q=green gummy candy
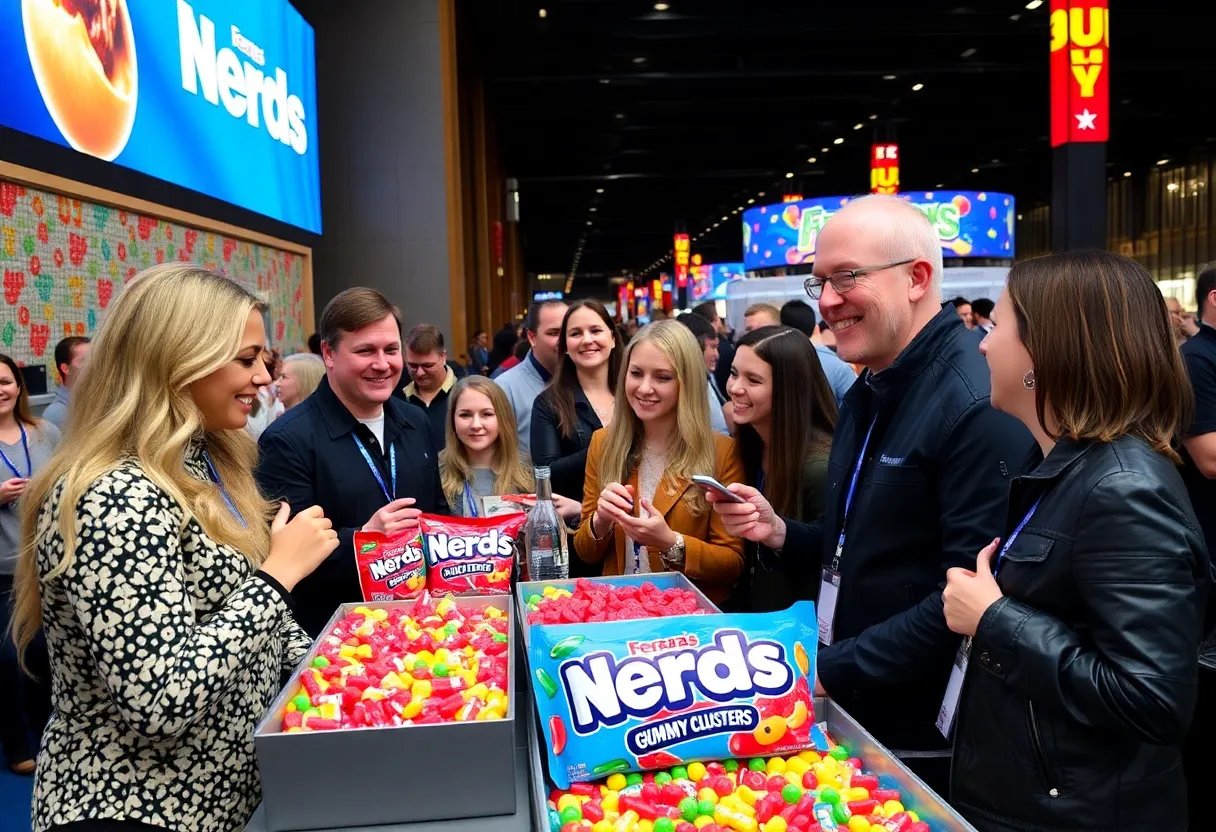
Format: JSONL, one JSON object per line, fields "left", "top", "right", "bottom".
{"left": 829, "top": 746, "right": 850, "bottom": 761}
{"left": 723, "top": 759, "right": 739, "bottom": 773}
{"left": 432, "top": 663, "right": 449, "bottom": 678}
{"left": 311, "top": 656, "right": 330, "bottom": 668}
{"left": 493, "top": 632, "right": 509, "bottom": 643}
{"left": 679, "top": 797, "right": 699, "bottom": 822}
{"left": 697, "top": 799, "right": 716, "bottom": 816}
{"left": 625, "top": 772, "right": 644, "bottom": 786}
{"left": 549, "top": 634, "right": 586, "bottom": 659}
{"left": 819, "top": 786, "right": 840, "bottom": 805}
{"left": 291, "top": 694, "right": 310, "bottom": 712}
{"left": 653, "top": 819, "right": 675, "bottom": 832}
{"left": 654, "top": 772, "right": 672, "bottom": 785}
{"left": 535, "top": 667, "right": 559, "bottom": 698}
{"left": 671, "top": 765, "right": 689, "bottom": 781}
{"left": 414, "top": 659, "right": 429, "bottom": 671}
{"left": 528, "top": 594, "right": 543, "bottom": 606}
{"left": 782, "top": 784, "right": 802, "bottom": 804}
{"left": 832, "top": 803, "right": 851, "bottom": 824}
{"left": 559, "top": 805, "right": 582, "bottom": 824}
{"left": 748, "top": 758, "right": 767, "bottom": 772}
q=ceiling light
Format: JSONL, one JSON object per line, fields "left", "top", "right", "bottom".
{"left": 736, "top": 206, "right": 744, "bottom": 211}
{"left": 883, "top": 74, "right": 897, "bottom": 80}
{"left": 912, "top": 83, "right": 924, "bottom": 91}
{"left": 821, "top": 147, "right": 829, "bottom": 153}
{"left": 1157, "top": 158, "right": 1170, "bottom": 165}
{"left": 589, "top": 207, "right": 597, "bottom": 212}
{"left": 785, "top": 172, "right": 794, "bottom": 179}
{"left": 1017, "top": 214, "right": 1023, "bottom": 220}
{"left": 869, "top": 114, "right": 878, "bottom": 120}
{"left": 713, "top": 222, "right": 720, "bottom": 228}
{"left": 853, "top": 124, "right": 863, "bottom": 130}
{"left": 654, "top": 2, "right": 669, "bottom": 9}
{"left": 757, "top": 192, "right": 765, "bottom": 197}
{"left": 721, "top": 215, "right": 729, "bottom": 221}
{"left": 587, "top": 220, "right": 593, "bottom": 225}
{"left": 935, "top": 183, "right": 944, "bottom": 188}
{"left": 747, "top": 198, "right": 755, "bottom": 204}
{"left": 1010, "top": 13, "right": 1021, "bottom": 20}
{"left": 961, "top": 47, "right": 976, "bottom": 57}
{"left": 615, "top": 113, "right": 625, "bottom": 119}
{"left": 833, "top": 137, "right": 844, "bottom": 145}
{"left": 632, "top": 57, "right": 646, "bottom": 64}
{"left": 599, "top": 79, "right": 610, "bottom": 85}
{"left": 807, "top": 157, "right": 817, "bottom": 163}
{"left": 971, "top": 168, "right": 979, "bottom": 173}
{"left": 1025, "top": 0, "right": 1043, "bottom": 8}
{"left": 538, "top": 8, "right": 548, "bottom": 18}
{"left": 596, "top": 188, "right": 604, "bottom": 193}
{"left": 1123, "top": 171, "right": 1132, "bottom": 177}
{"left": 1167, "top": 182, "right": 1179, "bottom": 191}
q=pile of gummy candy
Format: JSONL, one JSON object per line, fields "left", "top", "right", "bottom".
{"left": 546, "top": 748, "right": 933, "bottom": 832}
{"left": 279, "top": 595, "right": 510, "bottom": 731}
{"left": 525, "top": 579, "right": 708, "bottom": 625}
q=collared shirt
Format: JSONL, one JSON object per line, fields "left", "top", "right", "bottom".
{"left": 814, "top": 344, "right": 859, "bottom": 408}
{"left": 401, "top": 365, "right": 457, "bottom": 447}
{"left": 42, "top": 386, "right": 71, "bottom": 430}
{"left": 496, "top": 350, "right": 552, "bottom": 455}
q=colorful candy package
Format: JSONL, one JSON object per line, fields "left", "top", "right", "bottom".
{"left": 354, "top": 530, "right": 426, "bottom": 601}
{"left": 420, "top": 512, "right": 527, "bottom": 596}
{"left": 530, "top": 601, "right": 821, "bottom": 789}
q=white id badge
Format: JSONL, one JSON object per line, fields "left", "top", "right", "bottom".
{"left": 817, "top": 568, "right": 841, "bottom": 645}
{"left": 936, "top": 638, "right": 971, "bottom": 739}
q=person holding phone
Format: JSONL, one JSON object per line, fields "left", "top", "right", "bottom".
{"left": 440, "top": 376, "right": 580, "bottom": 521}
{"left": 0, "top": 353, "right": 59, "bottom": 776}
{"left": 8, "top": 265, "right": 340, "bottom": 832}
{"left": 574, "top": 320, "right": 744, "bottom": 604}
{"left": 725, "top": 326, "right": 836, "bottom": 611}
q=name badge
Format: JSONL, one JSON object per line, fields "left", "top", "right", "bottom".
{"left": 936, "top": 638, "right": 971, "bottom": 739}
{"left": 817, "top": 568, "right": 841, "bottom": 646}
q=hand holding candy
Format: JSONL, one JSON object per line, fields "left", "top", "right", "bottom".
{"left": 594, "top": 482, "right": 634, "bottom": 536}
{"left": 943, "top": 538, "right": 1004, "bottom": 637}
{"left": 363, "top": 497, "right": 421, "bottom": 536}
{"left": 262, "top": 503, "right": 340, "bottom": 591}
{"left": 707, "top": 483, "right": 787, "bottom": 551}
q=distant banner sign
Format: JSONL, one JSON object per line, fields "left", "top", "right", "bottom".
{"left": 742, "top": 191, "right": 1015, "bottom": 269}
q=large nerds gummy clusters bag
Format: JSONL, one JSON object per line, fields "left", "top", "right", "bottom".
{"left": 530, "top": 600, "right": 820, "bottom": 789}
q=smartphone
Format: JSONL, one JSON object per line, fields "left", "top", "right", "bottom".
{"left": 691, "top": 475, "right": 746, "bottom": 503}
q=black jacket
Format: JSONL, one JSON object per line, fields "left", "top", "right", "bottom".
{"left": 531, "top": 386, "right": 602, "bottom": 579}
{"left": 952, "top": 436, "right": 1210, "bottom": 831}
{"left": 772, "top": 305, "right": 1032, "bottom": 750}
{"left": 257, "top": 377, "right": 447, "bottom": 636}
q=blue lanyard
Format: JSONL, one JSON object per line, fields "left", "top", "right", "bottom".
{"left": 0, "top": 424, "right": 31, "bottom": 480}
{"left": 993, "top": 498, "right": 1043, "bottom": 578}
{"left": 831, "top": 416, "right": 878, "bottom": 571}
{"left": 757, "top": 468, "right": 766, "bottom": 494}
{"left": 464, "top": 480, "right": 480, "bottom": 518}
{"left": 203, "top": 450, "right": 246, "bottom": 528}
{"left": 352, "top": 434, "right": 397, "bottom": 503}
{"left": 633, "top": 541, "right": 644, "bottom": 574}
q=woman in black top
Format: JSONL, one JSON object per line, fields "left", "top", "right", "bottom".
{"left": 942, "top": 250, "right": 1209, "bottom": 831}
{"left": 725, "top": 326, "right": 835, "bottom": 611}
{"left": 531, "top": 300, "right": 623, "bottom": 576}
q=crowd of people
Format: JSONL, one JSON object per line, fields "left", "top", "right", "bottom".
{"left": 0, "top": 194, "right": 1213, "bottom": 831}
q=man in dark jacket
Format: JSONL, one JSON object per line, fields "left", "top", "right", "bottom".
{"left": 709, "top": 195, "right": 1031, "bottom": 793}
{"left": 258, "top": 288, "right": 447, "bottom": 636}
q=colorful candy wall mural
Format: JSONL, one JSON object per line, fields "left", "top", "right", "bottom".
{"left": 0, "top": 179, "right": 307, "bottom": 381}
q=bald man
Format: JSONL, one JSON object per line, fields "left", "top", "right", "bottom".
{"left": 709, "top": 195, "right": 1031, "bottom": 794}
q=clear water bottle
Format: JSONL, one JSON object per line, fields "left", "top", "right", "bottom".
{"left": 526, "top": 466, "right": 568, "bottom": 581}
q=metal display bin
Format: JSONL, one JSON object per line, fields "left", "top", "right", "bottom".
{"left": 253, "top": 597, "right": 517, "bottom": 831}
{"left": 515, "top": 572, "right": 721, "bottom": 648}
{"left": 525, "top": 686, "right": 976, "bottom": 832}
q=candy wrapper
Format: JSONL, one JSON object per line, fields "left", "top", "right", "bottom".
{"left": 530, "top": 601, "right": 822, "bottom": 788}
{"left": 354, "top": 530, "right": 426, "bottom": 601}
{"left": 420, "top": 512, "right": 527, "bottom": 596}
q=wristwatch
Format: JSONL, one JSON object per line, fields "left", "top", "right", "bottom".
{"left": 660, "top": 533, "right": 686, "bottom": 570}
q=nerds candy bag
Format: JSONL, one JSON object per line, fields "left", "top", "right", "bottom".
{"left": 530, "top": 600, "right": 819, "bottom": 789}
{"left": 420, "top": 512, "right": 527, "bottom": 596}
{"left": 354, "top": 530, "right": 426, "bottom": 601}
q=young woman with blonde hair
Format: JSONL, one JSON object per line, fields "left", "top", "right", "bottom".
{"left": 277, "top": 352, "right": 326, "bottom": 410}
{"left": 574, "top": 320, "right": 744, "bottom": 603}
{"left": 9, "top": 263, "right": 339, "bottom": 832}
{"left": 440, "top": 375, "right": 579, "bottom": 520}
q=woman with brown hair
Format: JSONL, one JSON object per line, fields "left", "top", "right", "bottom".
{"left": 726, "top": 326, "right": 836, "bottom": 611}
{"left": 942, "top": 250, "right": 1209, "bottom": 831}
{"left": 0, "top": 353, "right": 59, "bottom": 775}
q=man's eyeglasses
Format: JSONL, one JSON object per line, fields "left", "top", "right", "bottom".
{"left": 803, "top": 258, "right": 917, "bottom": 299}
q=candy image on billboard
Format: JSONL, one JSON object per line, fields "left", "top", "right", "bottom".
{"left": 742, "top": 191, "right": 1015, "bottom": 270}
{"left": 1, "top": 0, "right": 321, "bottom": 233}
{"left": 691, "top": 262, "right": 745, "bottom": 301}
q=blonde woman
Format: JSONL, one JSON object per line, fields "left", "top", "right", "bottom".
{"left": 9, "top": 264, "right": 339, "bottom": 832}
{"left": 277, "top": 352, "right": 326, "bottom": 410}
{"left": 440, "top": 376, "right": 579, "bottom": 521}
{"left": 574, "top": 320, "right": 744, "bottom": 603}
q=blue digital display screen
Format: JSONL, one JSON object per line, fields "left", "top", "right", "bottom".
{"left": 742, "top": 191, "right": 1015, "bottom": 270}
{"left": 0, "top": 0, "right": 321, "bottom": 233}
{"left": 691, "top": 263, "right": 746, "bottom": 301}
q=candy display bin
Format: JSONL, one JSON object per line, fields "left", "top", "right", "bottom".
{"left": 515, "top": 572, "right": 721, "bottom": 647}
{"left": 525, "top": 696, "right": 977, "bottom": 832}
{"left": 253, "top": 596, "right": 517, "bottom": 831}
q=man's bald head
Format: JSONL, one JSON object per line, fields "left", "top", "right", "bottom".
{"left": 824, "top": 195, "right": 944, "bottom": 300}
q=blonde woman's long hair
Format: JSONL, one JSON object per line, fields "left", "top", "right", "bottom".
{"left": 10, "top": 264, "right": 275, "bottom": 660}
{"left": 600, "top": 319, "right": 715, "bottom": 515}
{"left": 439, "top": 376, "right": 534, "bottom": 507}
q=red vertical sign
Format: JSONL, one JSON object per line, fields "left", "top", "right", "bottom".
{"left": 674, "top": 233, "right": 690, "bottom": 288}
{"left": 1050, "top": 0, "right": 1109, "bottom": 147}
{"left": 870, "top": 143, "right": 899, "bottom": 194}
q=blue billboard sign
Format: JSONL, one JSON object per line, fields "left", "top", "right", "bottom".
{"left": 742, "top": 191, "right": 1014, "bottom": 270}
{"left": 0, "top": 0, "right": 321, "bottom": 233}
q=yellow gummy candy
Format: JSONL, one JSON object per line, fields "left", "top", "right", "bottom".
{"left": 411, "top": 680, "right": 432, "bottom": 699}
{"left": 401, "top": 698, "right": 423, "bottom": 719}
{"left": 352, "top": 606, "right": 373, "bottom": 617}
{"left": 606, "top": 773, "right": 627, "bottom": 791}
{"left": 370, "top": 608, "right": 388, "bottom": 622}
{"left": 558, "top": 795, "right": 581, "bottom": 812}
{"left": 355, "top": 644, "right": 373, "bottom": 659}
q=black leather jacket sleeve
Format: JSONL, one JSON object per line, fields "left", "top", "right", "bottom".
{"left": 977, "top": 469, "right": 1203, "bottom": 746}
{"left": 530, "top": 395, "right": 589, "bottom": 495}
{"left": 819, "top": 401, "right": 1027, "bottom": 689}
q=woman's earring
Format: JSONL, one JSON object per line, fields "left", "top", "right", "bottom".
{"left": 1022, "top": 370, "right": 1036, "bottom": 390}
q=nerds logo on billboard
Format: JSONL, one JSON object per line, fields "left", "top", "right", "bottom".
{"left": 1, "top": 0, "right": 321, "bottom": 233}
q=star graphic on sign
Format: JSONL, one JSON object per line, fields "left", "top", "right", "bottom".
{"left": 1075, "top": 109, "right": 1098, "bottom": 130}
